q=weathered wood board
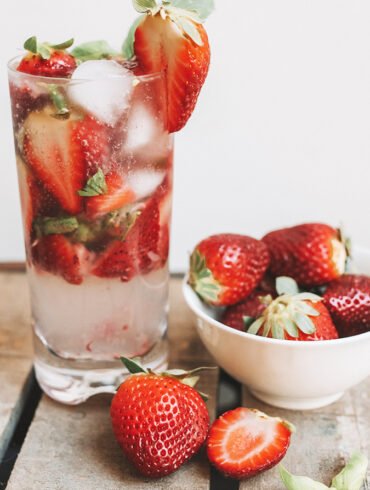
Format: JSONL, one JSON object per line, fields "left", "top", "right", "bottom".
{"left": 0, "top": 271, "right": 32, "bottom": 459}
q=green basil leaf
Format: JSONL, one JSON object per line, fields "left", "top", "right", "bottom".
{"left": 24, "top": 36, "right": 38, "bottom": 53}
{"left": 78, "top": 169, "right": 107, "bottom": 197}
{"left": 72, "top": 40, "right": 117, "bottom": 62}
{"left": 50, "top": 38, "right": 74, "bottom": 50}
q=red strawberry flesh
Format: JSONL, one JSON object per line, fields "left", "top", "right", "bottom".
{"left": 17, "top": 51, "right": 76, "bottom": 78}
{"left": 207, "top": 407, "right": 293, "bottom": 479}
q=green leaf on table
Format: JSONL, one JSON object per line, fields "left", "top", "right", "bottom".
{"left": 122, "top": 16, "right": 145, "bottom": 59}
{"left": 72, "top": 40, "right": 117, "bottom": 62}
{"left": 169, "top": 0, "right": 214, "bottom": 20}
{"left": 279, "top": 466, "right": 330, "bottom": 490}
{"left": 331, "top": 452, "right": 368, "bottom": 490}
{"left": 78, "top": 169, "right": 107, "bottom": 197}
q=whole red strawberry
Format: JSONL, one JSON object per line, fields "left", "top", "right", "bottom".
{"left": 17, "top": 37, "right": 76, "bottom": 77}
{"left": 207, "top": 407, "right": 294, "bottom": 479}
{"left": 262, "top": 223, "right": 348, "bottom": 288}
{"left": 323, "top": 274, "right": 370, "bottom": 337}
{"left": 110, "top": 358, "right": 210, "bottom": 478}
{"left": 189, "top": 234, "right": 270, "bottom": 306}
{"left": 132, "top": 1, "right": 211, "bottom": 132}
{"left": 247, "top": 277, "right": 338, "bottom": 340}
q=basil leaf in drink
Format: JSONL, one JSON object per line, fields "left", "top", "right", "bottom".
{"left": 78, "top": 169, "right": 108, "bottom": 197}
{"left": 36, "top": 217, "right": 79, "bottom": 236}
{"left": 48, "top": 85, "right": 69, "bottom": 118}
{"left": 72, "top": 40, "right": 117, "bottom": 62}
{"left": 122, "top": 15, "right": 145, "bottom": 59}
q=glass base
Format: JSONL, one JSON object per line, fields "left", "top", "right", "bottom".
{"left": 33, "top": 333, "right": 169, "bottom": 405}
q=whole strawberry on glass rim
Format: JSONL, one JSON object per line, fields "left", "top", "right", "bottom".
{"left": 262, "top": 223, "right": 350, "bottom": 288}
{"left": 246, "top": 277, "right": 339, "bottom": 340}
{"left": 8, "top": 0, "right": 213, "bottom": 404}
{"left": 323, "top": 274, "right": 370, "bottom": 337}
{"left": 189, "top": 234, "right": 270, "bottom": 306}
{"left": 110, "top": 357, "right": 211, "bottom": 477}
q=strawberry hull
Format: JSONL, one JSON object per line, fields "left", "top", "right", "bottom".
{"left": 8, "top": 59, "right": 173, "bottom": 392}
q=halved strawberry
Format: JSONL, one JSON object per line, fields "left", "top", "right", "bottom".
{"left": 23, "top": 106, "right": 85, "bottom": 215}
{"left": 133, "top": 6, "right": 211, "bottom": 132}
{"left": 32, "top": 235, "right": 85, "bottom": 285}
{"left": 207, "top": 407, "right": 294, "bottom": 479}
{"left": 85, "top": 172, "right": 136, "bottom": 219}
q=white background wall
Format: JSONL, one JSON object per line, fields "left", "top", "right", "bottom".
{"left": 1, "top": 1, "right": 370, "bottom": 271}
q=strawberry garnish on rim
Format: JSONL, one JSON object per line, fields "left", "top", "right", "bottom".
{"left": 207, "top": 407, "right": 294, "bottom": 479}
{"left": 127, "top": 0, "right": 213, "bottom": 132}
{"left": 17, "top": 36, "right": 76, "bottom": 77}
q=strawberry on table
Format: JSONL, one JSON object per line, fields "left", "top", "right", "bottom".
{"left": 262, "top": 223, "right": 349, "bottom": 288}
{"left": 32, "top": 235, "right": 86, "bottom": 285}
{"left": 207, "top": 407, "right": 294, "bottom": 479}
{"left": 129, "top": 0, "right": 212, "bottom": 132}
{"left": 247, "top": 277, "right": 339, "bottom": 340}
{"left": 110, "top": 358, "right": 210, "bottom": 478}
{"left": 323, "top": 274, "right": 370, "bottom": 337}
{"left": 17, "top": 36, "right": 76, "bottom": 77}
{"left": 189, "top": 234, "right": 270, "bottom": 306}
{"left": 23, "top": 106, "right": 85, "bottom": 215}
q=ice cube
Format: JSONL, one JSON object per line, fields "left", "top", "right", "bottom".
{"left": 128, "top": 170, "right": 165, "bottom": 200}
{"left": 68, "top": 60, "right": 134, "bottom": 126}
{"left": 125, "top": 103, "right": 158, "bottom": 151}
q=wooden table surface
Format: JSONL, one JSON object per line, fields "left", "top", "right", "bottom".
{"left": 0, "top": 267, "right": 369, "bottom": 489}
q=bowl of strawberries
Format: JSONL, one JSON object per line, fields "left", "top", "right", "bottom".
{"left": 184, "top": 223, "right": 370, "bottom": 410}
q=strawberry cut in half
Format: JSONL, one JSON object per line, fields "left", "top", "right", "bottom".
{"left": 207, "top": 407, "right": 294, "bottom": 480}
{"left": 92, "top": 239, "right": 136, "bottom": 281}
{"left": 23, "top": 106, "right": 85, "bottom": 215}
{"left": 32, "top": 235, "right": 85, "bottom": 285}
{"left": 132, "top": 3, "right": 211, "bottom": 132}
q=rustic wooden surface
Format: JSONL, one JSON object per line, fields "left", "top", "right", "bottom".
{"left": 0, "top": 269, "right": 369, "bottom": 489}
{"left": 0, "top": 272, "right": 32, "bottom": 460}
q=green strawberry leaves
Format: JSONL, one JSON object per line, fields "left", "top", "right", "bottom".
{"left": 168, "top": 0, "right": 214, "bottom": 20}
{"left": 24, "top": 36, "right": 74, "bottom": 60}
{"left": 189, "top": 249, "right": 223, "bottom": 304}
{"left": 280, "top": 452, "right": 368, "bottom": 490}
{"left": 133, "top": 0, "right": 158, "bottom": 12}
{"left": 78, "top": 169, "right": 107, "bottom": 197}
{"left": 72, "top": 40, "right": 117, "bottom": 62}
{"left": 35, "top": 216, "right": 79, "bottom": 236}
{"left": 48, "top": 85, "right": 69, "bottom": 118}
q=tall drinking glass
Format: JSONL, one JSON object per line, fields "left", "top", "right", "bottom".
{"left": 8, "top": 58, "right": 173, "bottom": 404}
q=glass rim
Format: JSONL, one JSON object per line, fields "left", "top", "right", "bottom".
{"left": 7, "top": 55, "right": 163, "bottom": 83}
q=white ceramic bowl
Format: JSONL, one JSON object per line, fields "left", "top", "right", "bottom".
{"left": 183, "top": 247, "right": 370, "bottom": 410}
